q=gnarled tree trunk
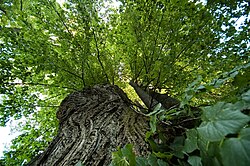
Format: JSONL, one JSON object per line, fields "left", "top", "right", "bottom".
{"left": 28, "top": 84, "right": 150, "bottom": 166}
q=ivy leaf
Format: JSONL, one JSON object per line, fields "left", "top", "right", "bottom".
{"left": 233, "top": 69, "right": 250, "bottom": 89}
{"left": 197, "top": 102, "right": 250, "bottom": 141}
{"left": 157, "top": 159, "right": 168, "bottom": 166}
{"left": 242, "top": 89, "right": 250, "bottom": 105}
{"left": 170, "top": 136, "right": 185, "bottom": 159}
{"left": 111, "top": 147, "right": 127, "bottom": 166}
{"left": 75, "top": 161, "right": 84, "bottom": 166}
{"left": 150, "top": 114, "right": 157, "bottom": 133}
{"left": 121, "top": 144, "right": 136, "bottom": 166}
{"left": 148, "top": 155, "right": 158, "bottom": 166}
{"left": 147, "top": 103, "right": 162, "bottom": 116}
{"left": 220, "top": 128, "right": 250, "bottom": 166}
{"left": 197, "top": 85, "right": 206, "bottom": 92}
{"left": 183, "top": 129, "right": 198, "bottom": 153}
{"left": 111, "top": 144, "right": 136, "bottom": 166}
{"left": 136, "top": 157, "right": 148, "bottom": 166}
{"left": 180, "top": 76, "right": 203, "bottom": 107}
{"left": 187, "top": 156, "right": 202, "bottom": 166}
{"left": 153, "top": 152, "right": 173, "bottom": 160}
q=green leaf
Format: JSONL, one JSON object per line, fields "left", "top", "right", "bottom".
{"left": 75, "top": 161, "right": 84, "bottom": 166}
{"left": 145, "top": 131, "right": 154, "bottom": 140}
{"left": 153, "top": 152, "right": 173, "bottom": 160}
{"left": 229, "top": 71, "right": 238, "bottom": 78}
{"left": 111, "top": 144, "right": 136, "bottom": 166}
{"left": 189, "top": 75, "right": 203, "bottom": 88}
{"left": 242, "top": 89, "right": 250, "bottom": 104}
{"left": 147, "top": 103, "right": 162, "bottom": 116}
{"left": 111, "top": 147, "right": 127, "bottom": 166}
{"left": 148, "top": 155, "right": 158, "bottom": 166}
{"left": 220, "top": 128, "right": 250, "bottom": 166}
{"left": 183, "top": 129, "right": 199, "bottom": 153}
{"left": 197, "top": 102, "right": 250, "bottom": 141}
{"left": 170, "top": 136, "right": 185, "bottom": 159}
{"left": 121, "top": 144, "right": 136, "bottom": 166}
{"left": 157, "top": 159, "right": 169, "bottom": 166}
{"left": 187, "top": 156, "right": 202, "bottom": 166}
{"left": 136, "top": 157, "right": 148, "bottom": 166}
{"left": 197, "top": 85, "right": 206, "bottom": 92}
{"left": 150, "top": 114, "right": 157, "bottom": 133}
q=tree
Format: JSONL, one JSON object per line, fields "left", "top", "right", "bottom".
{"left": 0, "top": 0, "right": 249, "bottom": 165}
{"left": 27, "top": 85, "right": 150, "bottom": 165}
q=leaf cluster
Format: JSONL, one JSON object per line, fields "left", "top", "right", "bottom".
{"left": 111, "top": 63, "right": 250, "bottom": 166}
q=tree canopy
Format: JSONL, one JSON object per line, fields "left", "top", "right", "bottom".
{"left": 0, "top": 0, "right": 249, "bottom": 165}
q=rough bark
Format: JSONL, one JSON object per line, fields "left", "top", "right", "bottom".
{"left": 28, "top": 84, "right": 150, "bottom": 166}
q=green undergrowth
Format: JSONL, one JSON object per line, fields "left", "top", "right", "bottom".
{"left": 110, "top": 64, "right": 250, "bottom": 166}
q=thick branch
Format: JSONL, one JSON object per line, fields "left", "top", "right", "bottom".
{"left": 129, "top": 81, "right": 158, "bottom": 109}
{"left": 129, "top": 81, "right": 180, "bottom": 110}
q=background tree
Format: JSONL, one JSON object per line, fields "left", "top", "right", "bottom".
{"left": 0, "top": 0, "right": 249, "bottom": 165}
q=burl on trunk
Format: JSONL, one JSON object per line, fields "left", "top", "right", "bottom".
{"left": 28, "top": 85, "right": 150, "bottom": 166}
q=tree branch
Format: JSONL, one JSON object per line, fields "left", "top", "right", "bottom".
{"left": 170, "top": 18, "right": 209, "bottom": 66}
{"left": 47, "top": 0, "right": 72, "bottom": 36}
{"left": 60, "top": 68, "right": 83, "bottom": 81}
{"left": 129, "top": 80, "right": 158, "bottom": 110}
{"left": 20, "top": 0, "right": 23, "bottom": 11}
{"left": 148, "top": 12, "right": 164, "bottom": 71}
{"left": 47, "top": 0, "right": 97, "bottom": 85}
{"left": 92, "top": 29, "right": 110, "bottom": 83}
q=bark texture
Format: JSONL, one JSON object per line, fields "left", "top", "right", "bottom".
{"left": 28, "top": 84, "right": 150, "bottom": 166}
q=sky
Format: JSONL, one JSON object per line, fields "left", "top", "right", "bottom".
{"left": 0, "top": 126, "right": 20, "bottom": 157}
{"left": 0, "top": 127, "right": 12, "bottom": 157}
{"left": 0, "top": 94, "right": 21, "bottom": 157}
{"left": 0, "top": 95, "right": 8, "bottom": 158}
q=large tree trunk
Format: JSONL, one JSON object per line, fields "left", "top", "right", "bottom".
{"left": 28, "top": 85, "right": 150, "bottom": 166}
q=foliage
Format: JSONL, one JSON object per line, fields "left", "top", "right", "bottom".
{"left": 1, "top": 105, "right": 59, "bottom": 165}
{"left": 111, "top": 71, "right": 250, "bottom": 166}
{"left": 181, "top": 62, "right": 250, "bottom": 107}
{"left": 183, "top": 90, "right": 250, "bottom": 166}
{"left": 110, "top": 144, "right": 169, "bottom": 166}
{"left": 0, "top": 0, "right": 249, "bottom": 165}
